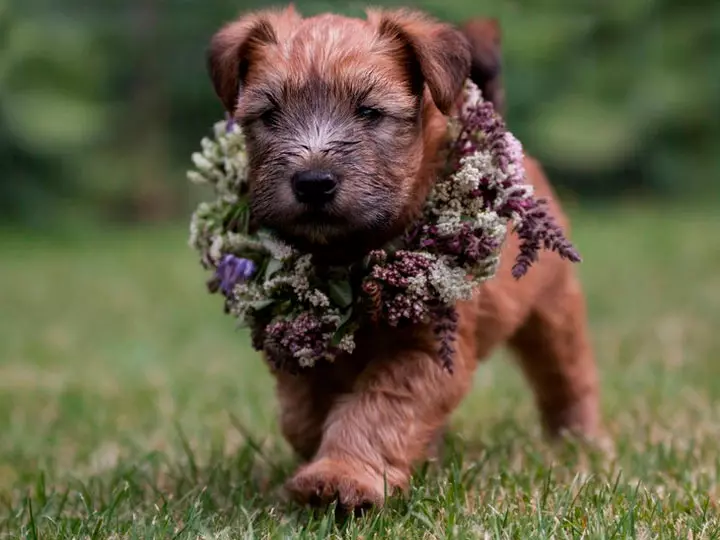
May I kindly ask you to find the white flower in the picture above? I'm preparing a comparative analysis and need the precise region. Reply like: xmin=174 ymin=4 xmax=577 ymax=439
xmin=451 ymin=164 xmax=481 ymax=193
xmin=504 ymin=132 xmax=524 ymax=164
xmin=429 ymin=260 xmax=474 ymax=303
xmin=461 ymin=81 xmax=484 ymax=116
xmin=337 ymin=334 xmax=356 ymax=354
xmin=209 ymin=236 xmax=224 ymax=261
xmin=213 ymin=120 xmax=228 ymax=139
xmin=188 ymin=217 xmax=200 ymax=248
xmin=306 ymin=289 xmax=330 ymax=308
xmin=289 ymin=254 xmax=312 ymax=293
xmin=187 ymin=170 xmax=207 ymax=185
xmin=259 ymin=232 xmax=294 ymax=261
xmin=200 ymin=137 xmax=215 ymax=155
xmin=228 ymin=282 xmax=268 ymax=323
xmin=191 ymin=152 xmax=214 ymax=172
xmin=296 ymin=349 xmax=316 ymax=368
xmin=223 ymin=232 xmax=255 ymax=253
xmin=456 ymin=151 xmax=495 ymax=186
xmin=435 ymin=212 xmax=464 ymax=236
xmin=407 ymin=273 xmax=429 ymax=297
xmin=474 ymin=211 xmax=506 ymax=239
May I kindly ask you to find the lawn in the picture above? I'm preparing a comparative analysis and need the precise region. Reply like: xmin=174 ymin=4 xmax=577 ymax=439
xmin=1 ymin=205 xmax=720 ymax=538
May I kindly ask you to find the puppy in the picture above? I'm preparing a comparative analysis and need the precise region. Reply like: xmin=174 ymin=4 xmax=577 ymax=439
xmin=207 ymin=7 xmax=599 ymax=512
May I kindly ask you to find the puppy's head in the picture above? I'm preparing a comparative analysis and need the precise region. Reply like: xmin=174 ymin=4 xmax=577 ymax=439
xmin=207 ymin=7 xmax=470 ymax=258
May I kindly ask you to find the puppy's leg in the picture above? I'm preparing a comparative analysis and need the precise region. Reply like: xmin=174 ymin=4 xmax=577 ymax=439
xmin=510 ymin=274 xmax=599 ymax=437
xmin=285 ymin=344 xmax=475 ymax=511
xmin=275 ymin=370 xmax=337 ymax=461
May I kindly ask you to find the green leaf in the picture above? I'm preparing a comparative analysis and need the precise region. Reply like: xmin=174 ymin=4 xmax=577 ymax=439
xmin=264 ymin=258 xmax=283 ymax=280
xmin=330 ymin=308 xmax=357 ymax=347
xmin=223 ymin=204 xmax=250 ymax=233
xmin=247 ymin=299 xmax=274 ymax=312
xmin=327 ymin=279 xmax=353 ymax=309
xmin=338 ymin=306 xmax=354 ymax=326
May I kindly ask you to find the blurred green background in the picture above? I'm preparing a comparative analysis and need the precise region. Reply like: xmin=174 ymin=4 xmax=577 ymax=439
xmin=2 ymin=0 xmax=719 ymax=227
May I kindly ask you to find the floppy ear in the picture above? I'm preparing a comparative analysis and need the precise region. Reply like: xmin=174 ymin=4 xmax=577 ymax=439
xmin=371 ymin=9 xmax=471 ymax=115
xmin=207 ymin=7 xmax=299 ymax=113
xmin=459 ymin=18 xmax=505 ymax=115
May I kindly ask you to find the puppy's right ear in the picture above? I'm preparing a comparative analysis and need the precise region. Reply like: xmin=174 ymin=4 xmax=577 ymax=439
xmin=207 ymin=7 xmax=299 ymax=113
xmin=370 ymin=9 xmax=471 ymax=115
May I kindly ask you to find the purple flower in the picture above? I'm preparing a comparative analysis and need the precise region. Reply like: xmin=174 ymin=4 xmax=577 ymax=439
xmin=432 ymin=304 xmax=459 ymax=373
xmin=449 ymin=87 xmax=581 ymax=278
xmin=225 ymin=113 xmax=237 ymax=133
xmin=262 ymin=313 xmax=340 ymax=371
xmin=510 ymin=199 xmax=581 ymax=279
xmin=419 ymin=223 xmax=501 ymax=266
xmin=216 ymin=254 xmax=255 ymax=296
xmin=363 ymin=251 xmax=435 ymax=327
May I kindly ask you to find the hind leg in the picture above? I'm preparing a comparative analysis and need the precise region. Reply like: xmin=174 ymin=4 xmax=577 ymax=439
xmin=510 ymin=275 xmax=599 ymax=437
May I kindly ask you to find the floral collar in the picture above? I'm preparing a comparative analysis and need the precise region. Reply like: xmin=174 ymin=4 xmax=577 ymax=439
xmin=188 ymin=80 xmax=580 ymax=373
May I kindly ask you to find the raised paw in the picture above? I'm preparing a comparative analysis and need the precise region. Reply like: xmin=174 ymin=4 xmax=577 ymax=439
xmin=285 ymin=457 xmax=386 ymax=513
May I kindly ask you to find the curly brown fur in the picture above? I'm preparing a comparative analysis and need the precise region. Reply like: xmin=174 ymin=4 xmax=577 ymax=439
xmin=207 ymin=7 xmax=599 ymax=513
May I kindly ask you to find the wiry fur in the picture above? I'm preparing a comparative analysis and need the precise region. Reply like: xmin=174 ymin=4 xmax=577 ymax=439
xmin=207 ymin=7 xmax=599 ymax=513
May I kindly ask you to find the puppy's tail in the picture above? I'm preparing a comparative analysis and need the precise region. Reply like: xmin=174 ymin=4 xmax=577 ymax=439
xmin=459 ymin=18 xmax=505 ymax=116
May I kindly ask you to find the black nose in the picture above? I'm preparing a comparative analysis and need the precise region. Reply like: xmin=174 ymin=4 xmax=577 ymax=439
xmin=291 ymin=170 xmax=338 ymax=205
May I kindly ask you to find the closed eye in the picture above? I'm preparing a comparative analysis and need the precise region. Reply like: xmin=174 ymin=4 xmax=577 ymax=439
xmin=259 ymin=106 xmax=278 ymax=126
xmin=238 ymin=89 xmax=282 ymax=127
xmin=356 ymin=106 xmax=384 ymax=122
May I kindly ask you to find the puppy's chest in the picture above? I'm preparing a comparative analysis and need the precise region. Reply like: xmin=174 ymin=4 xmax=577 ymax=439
xmin=350 ymin=323 xmax=438 ymax=359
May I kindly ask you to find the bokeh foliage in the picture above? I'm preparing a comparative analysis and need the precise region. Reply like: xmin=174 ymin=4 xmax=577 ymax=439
xmin=2 ymin=0 xmax=719 ymax=224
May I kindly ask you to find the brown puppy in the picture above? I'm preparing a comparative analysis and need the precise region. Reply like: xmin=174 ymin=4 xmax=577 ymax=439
xmin=207 ymin=7 xmax=599 ymax=512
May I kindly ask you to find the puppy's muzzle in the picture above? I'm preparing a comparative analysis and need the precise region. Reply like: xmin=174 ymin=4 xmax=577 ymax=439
xmin=291 ymin=170 xmax=338 ymax=206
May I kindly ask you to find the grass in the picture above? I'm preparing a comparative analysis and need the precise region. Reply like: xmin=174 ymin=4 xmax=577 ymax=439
xmin=1 ymin=205 xmax=720 ymax=538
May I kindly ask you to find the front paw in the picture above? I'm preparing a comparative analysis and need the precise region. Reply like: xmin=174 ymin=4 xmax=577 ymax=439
xmin=285 ymin=457 xmax=387 ymax=512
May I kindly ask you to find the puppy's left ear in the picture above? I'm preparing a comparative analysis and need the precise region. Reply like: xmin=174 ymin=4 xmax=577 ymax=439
xmin=371 ymin=9 xmax=471 ymax=115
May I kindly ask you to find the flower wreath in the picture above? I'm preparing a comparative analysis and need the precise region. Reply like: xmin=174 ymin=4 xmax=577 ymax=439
xmin=188 ymin=80 xmax=580 ymax=373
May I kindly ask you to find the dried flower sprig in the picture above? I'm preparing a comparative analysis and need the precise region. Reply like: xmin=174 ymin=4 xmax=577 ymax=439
xmin=188 ymin=80 xmax=580 ymax=372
